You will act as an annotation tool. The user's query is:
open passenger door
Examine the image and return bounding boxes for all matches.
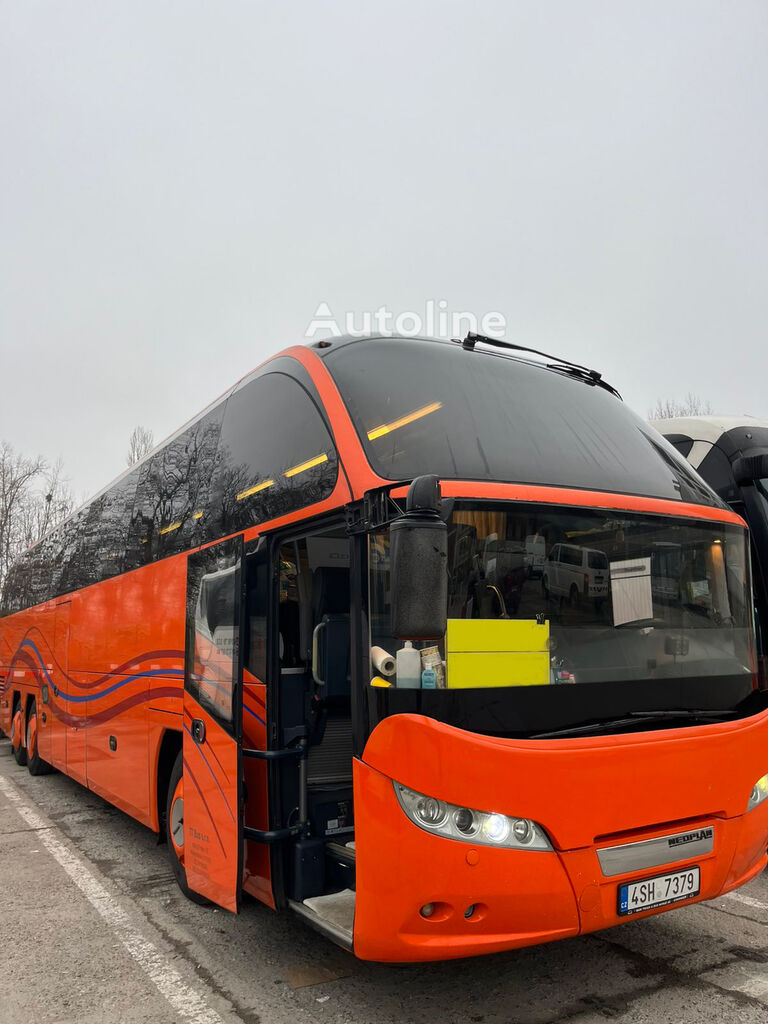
[183,535,244,911]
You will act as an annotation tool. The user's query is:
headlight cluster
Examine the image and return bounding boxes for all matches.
[747,773,768,813]
[394,782,552,851]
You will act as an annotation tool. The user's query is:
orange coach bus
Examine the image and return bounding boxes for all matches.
[2,332,767,962]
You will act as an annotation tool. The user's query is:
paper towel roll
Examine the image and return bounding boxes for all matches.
[370,645,396,677]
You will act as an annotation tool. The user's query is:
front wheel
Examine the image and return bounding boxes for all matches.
[26,698,52,776]
[165,752,209,905]
[11,705,27,766]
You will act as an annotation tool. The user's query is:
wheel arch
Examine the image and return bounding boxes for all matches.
[155,728,182,838]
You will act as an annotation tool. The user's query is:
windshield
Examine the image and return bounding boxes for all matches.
[325,337,720,507]
[367,502,756,737]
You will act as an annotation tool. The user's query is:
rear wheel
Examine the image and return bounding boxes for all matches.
[11,704,27,766]
[165,752,209,905]
[569,583,580,607]
[26,698,52,776]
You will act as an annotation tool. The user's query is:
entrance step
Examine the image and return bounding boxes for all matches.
[325,840,355,891]
[326,840,356,864]
[288,889,355,950]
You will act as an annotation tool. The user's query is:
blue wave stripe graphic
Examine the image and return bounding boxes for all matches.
[17,639,258,732]
[19,638,183,703]
[243,703,266,727]
[183,723,236,824]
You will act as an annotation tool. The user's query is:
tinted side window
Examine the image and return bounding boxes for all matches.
[1,557,31,614]
[98,472,140,579]
[83,470,140,585]
[126,409,223,569]
[26,530,64,604]
[208,373,338,537]
[57,508,90,595]
[55,470,140,596]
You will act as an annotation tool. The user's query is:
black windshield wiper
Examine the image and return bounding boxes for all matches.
[627,708,738,720]
[459,333,622,400]
[531,708,736,740]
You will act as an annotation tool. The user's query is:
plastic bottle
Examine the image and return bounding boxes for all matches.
[421,667,437,689]
[396,641,422,689]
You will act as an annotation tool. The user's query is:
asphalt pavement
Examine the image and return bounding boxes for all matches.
[1,736,767,1024]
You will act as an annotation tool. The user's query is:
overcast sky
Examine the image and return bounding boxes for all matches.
[2,1,766,502]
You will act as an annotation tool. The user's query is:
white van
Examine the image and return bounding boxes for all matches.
[542,543,609,603]
[524,534,546,577]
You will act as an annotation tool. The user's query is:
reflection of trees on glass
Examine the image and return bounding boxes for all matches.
[125,410,223,569]
[56,471,141,594]
[1,367,340,614]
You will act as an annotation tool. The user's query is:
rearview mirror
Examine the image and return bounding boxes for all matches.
[389,475,448,641]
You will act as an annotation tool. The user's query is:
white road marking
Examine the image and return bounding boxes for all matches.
[719,890,768,911]
[702,961,768,1003]
[0,775,228,1024]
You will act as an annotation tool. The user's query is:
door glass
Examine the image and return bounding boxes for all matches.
[185,536,242,735]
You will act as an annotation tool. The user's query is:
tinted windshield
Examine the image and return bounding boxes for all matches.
[367,503,756,737]
[325,337,719,506]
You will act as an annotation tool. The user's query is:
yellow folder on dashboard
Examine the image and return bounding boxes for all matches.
[445,619,550,689]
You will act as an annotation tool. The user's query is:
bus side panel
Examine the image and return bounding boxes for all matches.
[46,603,71,770]
[0,611,28,736]
[0,604,67,765]
[86,675,150,823]
[242,679,273,908]
[30,606,56,765]
[79,560,186,825]
[0,609,48,743]
[0,615,12,735]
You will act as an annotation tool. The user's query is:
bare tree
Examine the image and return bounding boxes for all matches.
[0,443,74,592]
[126,425,155,466]
[0,441,43,586]
[649,393,714,420]
[18,457,75,550]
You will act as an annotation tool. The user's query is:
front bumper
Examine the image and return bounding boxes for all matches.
[352,712,768,962]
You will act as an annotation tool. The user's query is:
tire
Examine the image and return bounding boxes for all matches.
[26,698,52,776]
[165,751,209,905]
[11,704,27,766]
[569,583,580,608]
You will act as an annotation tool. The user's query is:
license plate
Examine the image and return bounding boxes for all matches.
[618,866,700,916]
